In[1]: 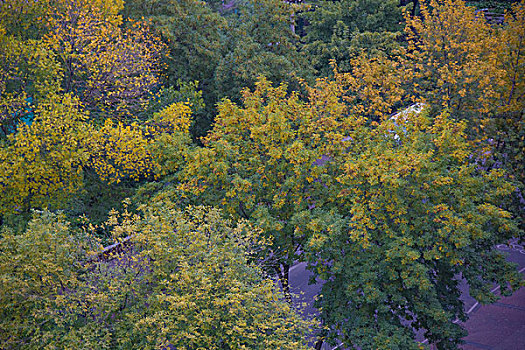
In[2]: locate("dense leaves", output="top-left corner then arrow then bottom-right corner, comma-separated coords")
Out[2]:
301,0 -> 406,76
311,108 -> 522,349
177,77 -> 351,296
1,0 -> 524,349
0,207 -> 311,349
0,210 -> 96,349
0,94 -> 90,215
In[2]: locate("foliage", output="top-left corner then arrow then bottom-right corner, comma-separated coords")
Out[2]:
465,0 -> 520,12
1,0 -> 164,124
65,169 -> 139,228
300,0 -> 406,77
138,80 -> 205,122
338,0 -> 523,123
123,0 -> 226,135
0,25 -> 62,136
44,0 -> 165,119
343,0 -> 525,229
404,0 -> 503,116
146,102 -> 194,177
1,0 -> 192,220
123,0 -> 225,91
1,1 -> 524,348
177,76 -> 357,297
308,107 -> 523,349
337,0 -> 523,120
215,0 -> 311,102
124,0 -> 311,137
0,210 -> 96,349
0,206 -> 312,349
0,93 -> 193,219
87,119 -> 158,185
0,94 -> 90,215
173,71 -> 523,348
302,2 -> 525,347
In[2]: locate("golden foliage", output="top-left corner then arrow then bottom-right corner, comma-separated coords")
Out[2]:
87,119 -> 158,185
43,0 -> 165,118
0,94 -> 90,214
342,0 -> 525,122
0,206 -> 311,349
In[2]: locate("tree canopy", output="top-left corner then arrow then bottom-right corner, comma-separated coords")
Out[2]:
0,1 -> 524,349
0,207 -> 312,349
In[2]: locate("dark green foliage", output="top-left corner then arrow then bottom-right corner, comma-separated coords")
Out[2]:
301,0 -> 406,76
122,0 -> 226,136
215,0 -> 312,102
465,0 -> 520,12
124,0 -> 311,138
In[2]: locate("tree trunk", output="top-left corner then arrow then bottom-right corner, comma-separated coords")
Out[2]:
275,263 -> 291,303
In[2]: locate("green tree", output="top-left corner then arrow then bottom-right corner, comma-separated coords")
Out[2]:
124,0 -> 311,137
301,0 -> 406,77
0,210 -> 96,349
215,0 -> 311,102
123,0 -> 227,135
308,107 -> 523,349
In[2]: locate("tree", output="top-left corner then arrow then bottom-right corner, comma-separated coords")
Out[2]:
0,24 -> 62,136
308,107 -> 523,349
303,2 -> 525,347
123,0 -> 227,135
1,0 -> 157,124
300,0 -> 406,77
173,73 -> 523,349
0,94 -> 91,216
44,0 -> 166,119
0,210 -> 96,349
0,0 -> 181,225
124,0 -> 312,137
176,77 -> 355,299
343,0 -> 525,229
403,0 -> 503,117
482,1 -> 525,233
215,0 -> 311,102
0,206 -> 312,349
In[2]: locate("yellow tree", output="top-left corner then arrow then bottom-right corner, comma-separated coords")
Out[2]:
304,1 -> 525,347
44,0 -> 166,119
0,88 -> 194,219
0,210 -> 96,349
404,0 -> 503,116
0,0 -> 179,223
0,23 -> 62,136
343,0 -> 524,122
311,106 -> 522,349
86,101 -> 194,184
177,77 -> 358,298
485,1 -> 525,209
342,0 -> 525,232
0,94 -> 90,215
